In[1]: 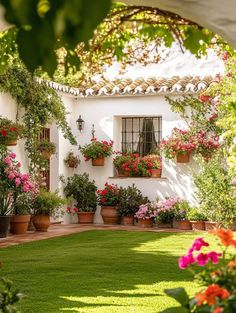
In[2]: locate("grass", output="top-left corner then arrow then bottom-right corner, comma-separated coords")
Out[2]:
0,230 -> 213,313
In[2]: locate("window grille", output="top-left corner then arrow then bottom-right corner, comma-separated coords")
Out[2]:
121,117 -> 162,156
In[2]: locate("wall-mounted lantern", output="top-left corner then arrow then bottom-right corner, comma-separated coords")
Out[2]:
76,115 -> 84,132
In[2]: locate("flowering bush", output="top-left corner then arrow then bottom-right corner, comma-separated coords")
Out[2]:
0,116 -> 24,145
142,154 -> 162,170
160,128 -> 196,159
135,203 -> 157,220
193,131 -> 220,160
97,183 -> 120,206
79,138 -> 113,160
153,197 -> 181,223
0,150 -> 38,216
160,229 -> 236,313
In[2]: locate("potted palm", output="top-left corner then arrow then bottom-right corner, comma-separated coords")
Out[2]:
188,207 -> 207,230
0,116 -> 24,146
33,191 -> 65,231
63,173 -> 97,223
37,140 -> 56,160
0,149 -> 37,237
79,138 -> 113,166
118,185 -> 149,225
64,152 -> 80,168
97,183 -> 120,224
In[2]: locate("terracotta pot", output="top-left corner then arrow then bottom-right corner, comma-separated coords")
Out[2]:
92,157 -> 105,166
7,139 -> 17,146
0,215 -> 11,238
150,168 -> 162,178
32,215 -> 50,232
176,220 -> 192,230
122,216 -> 134,226
10,215 -> 31,235
156,221 -> 172,228
77,212 -> 95,224
101,206 -> 119,224
138,218 -> 153,228
191,221 -> 205,231
176,152 -> 191,163
205,221 -> 217,231
27,215 -> 35,231
41,151 -> 53,160
117,168 -> 127,177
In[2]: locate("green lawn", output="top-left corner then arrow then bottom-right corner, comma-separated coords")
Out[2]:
0,230 -> 209,313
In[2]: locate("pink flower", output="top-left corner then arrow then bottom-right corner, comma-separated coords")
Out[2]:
178,253 -> 195,269
189,238 -> 209,253
207,251 -> 222,264
21,174 -> 29,181
3,157 -> 11,165
22,184 -> 30,192
196,253 -> 209,266
8,172 -> 15,180
9,152 -> 16,159
15,177 -> 21,187
17,162 -> 21,168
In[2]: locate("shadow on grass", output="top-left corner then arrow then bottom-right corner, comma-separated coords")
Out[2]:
0,230 -> 196,312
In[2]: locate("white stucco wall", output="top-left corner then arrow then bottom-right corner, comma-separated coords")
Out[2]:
57,93 -> 198,224
0,91 -> 199,224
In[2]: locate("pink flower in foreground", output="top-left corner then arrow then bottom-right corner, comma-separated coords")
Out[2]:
178,253 -> 195,269
3,157 -> 11,165
8,172 -> 15,180
9,152 -> 16,159
196,253 -> 209,266
189,237 -> 209,253
15,177 -> 21,187
207,251 -> 222,264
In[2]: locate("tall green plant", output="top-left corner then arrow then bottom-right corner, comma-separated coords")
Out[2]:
0,65 -> 77,171
194,152 -> 236,226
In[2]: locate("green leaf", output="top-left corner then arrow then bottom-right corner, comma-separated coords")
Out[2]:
183,28 -> 212,55
164,288 -> 190,307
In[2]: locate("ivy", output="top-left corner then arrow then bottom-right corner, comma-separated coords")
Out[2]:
0,65 -> 77,171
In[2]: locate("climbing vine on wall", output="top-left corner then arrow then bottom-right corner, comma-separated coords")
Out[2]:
0,65 -> 77,171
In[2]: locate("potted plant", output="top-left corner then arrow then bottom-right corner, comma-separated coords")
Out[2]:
173,200 -> 192,230
160,128 -> 196,163
118,185 -> 149,226
79,138 -> 113,166
0,116 -> 24,146
0,149 -> 37,237
97,183 -> 120,224
37,140 -> 56,160
113,153 -> 138,176
63,173 -> 97,223
134,203 -> 157,228
33,191 -> 65,231
154,197 -> 180,228
188,207 -> 207,231
142,154 -> 162,178
64,152 -> 80,168
10,193 -> 32,235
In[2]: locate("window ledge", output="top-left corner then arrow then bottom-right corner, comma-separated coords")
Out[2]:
109,176 -> 167,180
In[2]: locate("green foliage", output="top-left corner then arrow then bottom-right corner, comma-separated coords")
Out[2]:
187,208 -> 207,221
0,64 -> 77,170
33,190 -> 66,217
173,201 -> 192,221
63,173 -> 97,211
0,0 -> 111,76
13,193 -> 32,216
0,278 -> 23,313
194,152 -> 236,226
79,139 -> 113,160
37,140 -> 56,154
118,184 -> 149,217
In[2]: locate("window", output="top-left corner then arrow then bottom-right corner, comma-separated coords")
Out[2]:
121,117 -> 162,156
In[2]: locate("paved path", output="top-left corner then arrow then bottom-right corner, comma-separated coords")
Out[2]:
0,223 -> 192,248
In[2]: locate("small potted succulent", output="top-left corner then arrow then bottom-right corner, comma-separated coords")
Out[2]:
173,200 -> 192,230
118,184 -> 149,225
0,116 -> 24,146
33,191 -> 65,231
63,173 -> 97,223
64,152 -> 80,168
79,138 -> 113,166
160,128 -> 196,163
37,140 -> 56,160
142,154 -> 162,178
188,207 -> 207,231
134,202 -> 156,228
97,183 -> 120,224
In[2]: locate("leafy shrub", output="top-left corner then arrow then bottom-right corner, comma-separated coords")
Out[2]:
33,191 -> 66,217
97,183 -> 119,206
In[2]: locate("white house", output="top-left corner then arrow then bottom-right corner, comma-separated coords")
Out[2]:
0,51 -> 224,224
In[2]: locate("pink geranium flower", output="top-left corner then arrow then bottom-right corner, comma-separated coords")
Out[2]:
15,177 -> 21,187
